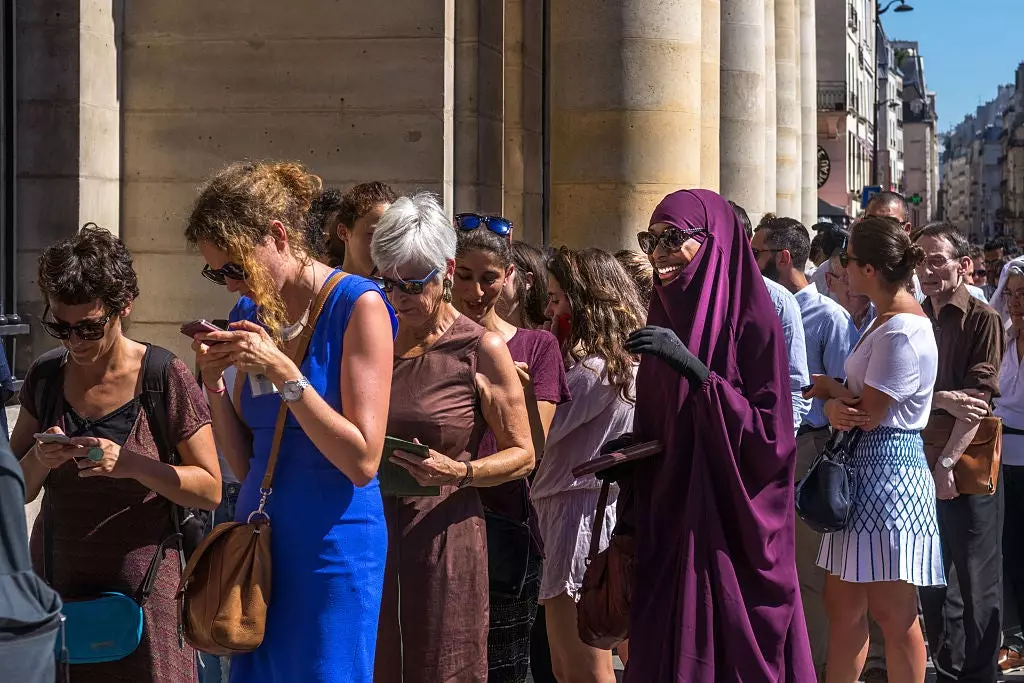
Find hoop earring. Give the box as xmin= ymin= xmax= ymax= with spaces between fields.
xmin=442 ymin=277 xmax=453 ymax=303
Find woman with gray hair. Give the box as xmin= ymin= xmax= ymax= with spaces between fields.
xmin=371 ymin=192 xmax=535 ymax=682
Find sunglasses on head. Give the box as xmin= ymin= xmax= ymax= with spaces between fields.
xmin=41 ymin=304 xmax=114 ymax=341
xmin=455 ymin=213 xmax=513 ymax=237
xmin=636 ymin=225 xmax=704 ymax=256
xmin=202 ymin=262 xmax=247 ymax=286
xmin=374 ymin=267 xmax=440 ymax=295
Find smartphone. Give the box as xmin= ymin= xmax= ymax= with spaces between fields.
xmin=33 ymin=433 xmax=73 ymax=446
xmin=383 ymin=436 xmax=430 ymax=460
xmin=181 ymin=319 xmax=224 ymax=341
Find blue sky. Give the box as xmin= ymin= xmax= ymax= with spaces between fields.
xmin=879 ymin=0 xmax=1023 ymax=134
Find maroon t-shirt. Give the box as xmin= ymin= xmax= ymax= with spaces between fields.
xmin=477 ymin=328 xmax=571 ymax=557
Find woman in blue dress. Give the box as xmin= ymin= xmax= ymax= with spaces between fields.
xmin=187 ymin=161 xmax=397 ymax=683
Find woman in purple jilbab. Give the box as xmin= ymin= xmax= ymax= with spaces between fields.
xmin=612 ymin=189 xmax=815 ymax=681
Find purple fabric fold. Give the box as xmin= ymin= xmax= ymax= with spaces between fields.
xmin=623 ymin=189 xmax=814 ymax=682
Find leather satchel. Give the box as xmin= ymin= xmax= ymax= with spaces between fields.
xmin=921 ymin=413 xmax=1002 ymax=496
xmin=573 ymin=440 xmax=661 ymax=650
xmin=177 ymin=271 xmax=344 ymax=655
xmin=794 ymin=429 xmax=861 ymax=534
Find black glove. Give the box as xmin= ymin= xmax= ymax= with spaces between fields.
xmin=626 ymin=325 xmax=710 ymax=387
xmin=600 ymin=433 xmax=636 ymax=456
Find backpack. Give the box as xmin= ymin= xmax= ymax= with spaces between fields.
xmin=29 ymin=344 xmax=208 ymax=560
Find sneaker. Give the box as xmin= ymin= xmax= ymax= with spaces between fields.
xmin=1000 ymin=647 xmax=1024 ymax=672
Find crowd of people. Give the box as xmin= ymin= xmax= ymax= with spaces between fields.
xmin=3 ymin=162 xmax=1023 ymax=683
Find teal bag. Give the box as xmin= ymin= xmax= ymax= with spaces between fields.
xmin=57 ymin=593 xmax=143 ymax=664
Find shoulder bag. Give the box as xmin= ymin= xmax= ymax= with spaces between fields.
xmin=177 ymin=271 xmax=344 ymax=655
xmin=572 ymin=440 xmax=661 ymax=650
xmin=794 ymin=428 xmax=861 ymax=533
xmin=921 ymin=412 xmax=1002 ymax=495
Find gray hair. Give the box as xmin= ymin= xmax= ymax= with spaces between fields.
xmin=371 ymin=192 xmax=455 ymax=278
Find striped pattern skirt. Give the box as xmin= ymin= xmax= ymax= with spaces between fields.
xmin=816 ymin=426 xmax=945 ymax=586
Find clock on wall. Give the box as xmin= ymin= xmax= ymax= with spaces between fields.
xmin=817 ymin=146 xmax=831 ymax=189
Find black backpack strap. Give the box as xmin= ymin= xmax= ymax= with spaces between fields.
xmin=140 ymin=344 xmax=177 ymax=466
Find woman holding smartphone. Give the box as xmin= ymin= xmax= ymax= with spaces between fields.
xmin=187 ymin=161 xmax=397 ymax=683
xmin=11 ymin=226 xmax=221 ymax=683
xmin=370 ymin=193 xmax=534 ymax=682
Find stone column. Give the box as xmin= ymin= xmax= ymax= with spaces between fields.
xmin=764 ymin=0 xmax=777 ymax=216
xmin=17 ymin=0 xmax=121 ymax=365
xmin=549 ymin=0 xmax=703 ymax=251
xmin=799 ymin=0 xmax=817 ymax=228
xmin=701 ymin=0 xmax=720 ymax=191
xmin=774 ymin=0 xmax=799 ymax=218
xmin=719 ymin=0 xmax=765 ymax=222
xmin=792 ymin=2 xmax=803 ymax=221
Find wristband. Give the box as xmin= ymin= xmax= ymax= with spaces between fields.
xmin=457 ymin=461 xmax=475 ymax=489
xmin=204 ymin=381 xmax=227 ymax=395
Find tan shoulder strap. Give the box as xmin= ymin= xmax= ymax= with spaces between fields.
xmin=260 ymin=270 xmax=347 ymax=493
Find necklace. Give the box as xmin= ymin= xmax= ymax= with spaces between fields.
xmin=281 ymin=263 xmax=317 ymax=342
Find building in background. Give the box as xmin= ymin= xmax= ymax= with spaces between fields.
xmin=940 ymin=84 xmax=1014 ymax=241
xmin=816 ymin=0 xmax=876 ymax=217
xmin=1002 ymin=63 xmax=1024 ymax=241
xmin=5 ymin=0 xmax=819 ymax=370
xmin=893 ymin=40 xmax=939 ymax=226
xmin=875 ymin=22 xmax=904 ymax=192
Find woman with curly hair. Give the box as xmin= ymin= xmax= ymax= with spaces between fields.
xmin=532 ymin=247 xmax=644 ymax=683
xmin=187 ymin=161 xmax=396 ymax=683
xmin=11 ymin=226 xmax=221 ymax=682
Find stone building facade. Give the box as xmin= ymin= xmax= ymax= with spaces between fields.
xmin=8 ymin=0 xmax=819 ymax=369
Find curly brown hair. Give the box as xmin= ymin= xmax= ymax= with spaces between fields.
xmin=38 ymin=223 xmax=139 ymax=312
xmin=547 ymin=247 xmax=644 ymax=402
xmin=185 ymin=161 xmax=322 ymax=338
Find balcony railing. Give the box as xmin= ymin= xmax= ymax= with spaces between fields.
xmin=818 ymin=81 xmax=847 ymax=112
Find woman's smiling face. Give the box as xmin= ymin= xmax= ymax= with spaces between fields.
xmin=645 ymin=222 xmax=703 ymax=285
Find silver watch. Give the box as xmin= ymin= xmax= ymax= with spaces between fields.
xmin=280 ymin=377 xmax=311 ymax=403
xmin=940 ymin=456 xmax=955 ymax=469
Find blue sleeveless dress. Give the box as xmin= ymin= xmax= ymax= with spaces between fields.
xmin=229 ymin=274 xmax=396 ymax=683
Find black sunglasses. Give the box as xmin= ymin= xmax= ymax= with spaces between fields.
xmin=202 ymin=262 xmax=247 ymax=286
xmin=752 ymin=247 xmax=783 ymax=259
xmin=974 ymin=269 xmax=987 ymax=277
xmin=374 ymin=267 xmax=440 ymax=295
xmin=41 ymin=304 xmax=114 ymax=341
xmin=455 ymin=213 xmax=513 ymax=237
xmin=637 ymin=226 xmax=704 ymax=256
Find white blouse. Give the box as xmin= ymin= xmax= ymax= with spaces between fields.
xmin=844 ymin=313 xmax=938 ymax=431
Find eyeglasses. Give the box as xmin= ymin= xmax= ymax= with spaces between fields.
xmin=41 ymin=305 xmax=114 ymax=341
xmin=751 ymin=248 xmax=783 ymax=260
xmin=636 ymin=226 xmax=704 ymax=256
xmin=202 ymin=262 xmax=247 ymax=286
xmin=455 ymin=213 xmax=513 ymax=237
xmin=374 ymin=267 xmax=440 ymax=295
xmin=917 ymin=255 xmax=955 ymax=271
xmin=838 ymin=251 xmax=866 ymax=268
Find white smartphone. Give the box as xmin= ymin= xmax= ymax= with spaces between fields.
xmin=33 ymin=433 xmax=73 ymax=446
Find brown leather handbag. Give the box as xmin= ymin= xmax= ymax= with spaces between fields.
xmin=177 ymin=271 xmax=344 ymax=655
xmin=921 ymin=412 xmax=1002 ymax=496
xmin=573 ymin=441 xmax=660 ymax=650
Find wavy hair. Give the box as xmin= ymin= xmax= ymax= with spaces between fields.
xmin=547 ymin=247 xmax=644 ymax=402
xmin=185 ymin=160 xmax=322 ymax=339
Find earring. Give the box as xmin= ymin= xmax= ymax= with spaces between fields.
xmin=442 ymin=277 xmax=453 ymax=303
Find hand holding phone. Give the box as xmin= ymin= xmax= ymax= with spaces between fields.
xmin=383 ymin=436 xmax=430 ymax=460
xmin=33 ymin=430 xmax=82 ymax=469
xmin=180 ymin=319 xmax=225 ymax=342
xmin=33 ymin=432 xmax=73 ymax=446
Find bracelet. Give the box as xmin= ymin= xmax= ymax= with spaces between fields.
xmin=204 ymin=381 xmax=227 ymax=395
xmin=457 ymin=461 xmax=475 ymax=489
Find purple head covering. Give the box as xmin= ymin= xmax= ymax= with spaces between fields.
xmin=623 ymin=190 xmax=814 ymax=682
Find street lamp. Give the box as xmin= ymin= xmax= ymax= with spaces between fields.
xmin=878 ymin=0 xmax=914 ymax=14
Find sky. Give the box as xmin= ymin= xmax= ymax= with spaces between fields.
xmin=879 ymin=0 xmax=1023 ymax=134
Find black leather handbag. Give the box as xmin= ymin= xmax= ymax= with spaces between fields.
xmin=794 ymin=429 xmax=861 ymax=534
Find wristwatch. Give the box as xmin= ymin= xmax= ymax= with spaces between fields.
xmin=280 ymin=377 xmax=311 ymax=403
xmin=940 ymin=456 xmax=956 ymax=469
